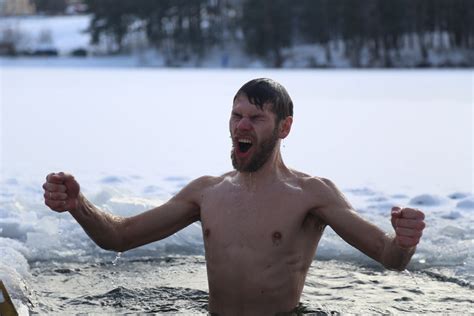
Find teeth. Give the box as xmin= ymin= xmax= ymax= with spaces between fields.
xmin=238 ymin=138 xmax=252 ymax=144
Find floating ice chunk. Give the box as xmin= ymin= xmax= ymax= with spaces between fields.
xmin=448 ymin=192 xmax=470 ymax=200
xmin=100 ymin=175 xmax=125 ymax=184
xmin=143 ymin=185 xmax=164 ymax=194
xmin=441 ymin=225 xmax=466 ymax=238
xmin=107 ymin=196 xmax=163 ymax=216
xmin=456 ymin=197 xmax=474 ymax=209
xmin=0 ymin=247 xmax=29 ymax=277
xmin=366 ymin=196 xmax=389 ymax=202
xmin=440 ymin=211 xmax=462 ymax=220
xmin=367 ymin=202 xmax=398 ymax=213
xmin=391 ymin=194 xmax=409 ymax=199
xmin=345 ymin=187 xmax=377 ymax=196
xmin=0 ymin=262 xmax=30 ymax=314
xmin=164 ymin=176 xmax=189 ymax=182
xmin=25 ymin=231 xmax=62 ymax=256
xmin=409 ymin=194 xmax=445 ymax=206
xmin=0 ymin=220 xmax=35 ymax=242
xmin=0 ymin=238 xmax=29 ymax=256
xmin=91 ymin=188 xmax=120 ymax=205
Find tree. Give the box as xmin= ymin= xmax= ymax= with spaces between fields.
xmin=33 ymin=0 xmax=67 ymax=14
xmin=241 ymin=0 xmax=294 ymax=67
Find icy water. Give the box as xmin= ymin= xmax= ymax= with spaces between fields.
xmin=26 ymin=257 xmax=474 ymax=314
xmin=0 ymin=68 xmax=473 ymax=314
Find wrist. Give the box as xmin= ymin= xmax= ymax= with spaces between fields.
xmin=69 ymin=192 xmax=85 ymax=214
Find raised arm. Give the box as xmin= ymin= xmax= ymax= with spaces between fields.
xmin=309 ymin=178 xmax=425 ymax=271
xmin=43 ymin=172 xmax=209 ymax=252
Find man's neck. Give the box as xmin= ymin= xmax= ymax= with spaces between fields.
xmin=235 ymin=149 xmax=289 ymax=189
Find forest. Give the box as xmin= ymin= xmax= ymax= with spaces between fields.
xmin=40 ymin=0 xmax=474 ymax=67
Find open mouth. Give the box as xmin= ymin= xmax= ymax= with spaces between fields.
xmin=238 ymin=138 xmax=253 ymax=153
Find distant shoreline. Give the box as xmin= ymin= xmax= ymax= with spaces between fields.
xmin=1 ymin=56 xmax=473 ymax=70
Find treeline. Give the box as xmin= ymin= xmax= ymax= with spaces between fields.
xmin=85 ymin=0 xmax=474 ymax=67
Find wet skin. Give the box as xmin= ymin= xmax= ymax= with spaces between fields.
xmin=199 ymin=170 xmax=327 ymax=314
xmin=43 ymin=95 xmax=426 ymax=315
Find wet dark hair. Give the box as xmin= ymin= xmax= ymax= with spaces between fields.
xmin=233 ymin=78 xmax=293 ymax=122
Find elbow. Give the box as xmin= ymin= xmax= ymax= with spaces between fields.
xmin=96 ymin=240 xmax=126 ymax=253
xmin=95 ymin=225 xmax=129 ymax=253
xmin=101 ymin=244 xmax=126 ymax=253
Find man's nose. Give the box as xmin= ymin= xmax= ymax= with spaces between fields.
xmin=236 ymin=117 xmax=252 ymax=130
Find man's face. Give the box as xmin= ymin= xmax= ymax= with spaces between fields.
xmin=229 ymin=95 xmax=280 ymax=172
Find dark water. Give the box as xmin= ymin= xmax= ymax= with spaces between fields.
xmin=23 ymin=256 xmax=473 ymax=315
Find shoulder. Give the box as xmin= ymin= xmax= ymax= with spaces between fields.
xmin=292 ymin=172 xmax=348 ymax=206
xmin=171 ymin=175 xmax=223 ymax=203
xmin=289 ymin=170 xmax=337 ymax=194
xmin=182 ymin=175 xmax=225 ymax=192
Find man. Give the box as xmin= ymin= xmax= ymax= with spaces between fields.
xmin=43 ymin=78 xmax=425 ymax=315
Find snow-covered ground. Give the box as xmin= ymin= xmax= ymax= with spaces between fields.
xmin=1 ymin=68 xmax=473 ymax=314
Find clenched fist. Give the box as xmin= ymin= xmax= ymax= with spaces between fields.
xmin=43 ymin=172 xmax=81 ymax=212
xmin=391 ymin=206 xmax=425 ymax=248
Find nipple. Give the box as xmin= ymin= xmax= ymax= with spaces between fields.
xmin=272 ymin=231 xmax=282 ymax=246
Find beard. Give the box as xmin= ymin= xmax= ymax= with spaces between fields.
xmin=231 ymin=126 xmax=279 ymax=172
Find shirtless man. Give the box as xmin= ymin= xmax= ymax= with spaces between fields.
xmin=43 ymin=78 xmax=426 ymax=315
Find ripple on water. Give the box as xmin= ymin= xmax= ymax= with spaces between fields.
xmin=67 ymin=286 xmax=209 ymax=313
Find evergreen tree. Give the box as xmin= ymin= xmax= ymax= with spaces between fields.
xmin=33 ymin=0 xmax=67 ymax=14
xmin=241 ymin=0 xmax=294 ymax=67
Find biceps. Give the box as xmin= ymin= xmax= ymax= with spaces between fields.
xmin=121 ymin=201 xmax=200 ymax=251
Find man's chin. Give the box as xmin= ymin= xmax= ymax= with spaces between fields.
xmin=231 ymin=156 xmax=252 ymax=172
xmin=232 ymin=159 xmax=263 ymax=173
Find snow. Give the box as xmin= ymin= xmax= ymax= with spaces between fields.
xmin=0 ymin=14 xmax=472 ymax=313
xmin=0 ymin=15 xmax=90 ymax=54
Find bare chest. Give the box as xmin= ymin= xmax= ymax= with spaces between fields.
xmin=199 ymin=184 xmax=324 ymax=253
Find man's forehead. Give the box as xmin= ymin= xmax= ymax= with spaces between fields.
xmin=232 ymin=94 xmax=273 ymax=112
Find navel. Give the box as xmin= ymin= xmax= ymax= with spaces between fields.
xmin=272 ymin=231 xmax=282 ymax=246
xmin=204 ymin=228 xmax=211 ymax=238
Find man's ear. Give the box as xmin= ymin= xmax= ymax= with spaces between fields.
xmin=279 ymin=116 xmax=293 ymax=139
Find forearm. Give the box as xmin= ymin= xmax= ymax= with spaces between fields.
xmin=69 ymin=193 xmax=125 ymax=252
xmin=380 ymin=234 xmax=416 ymax=271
